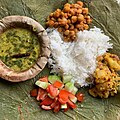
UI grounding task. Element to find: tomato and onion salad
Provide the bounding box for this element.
[30,75,84,113]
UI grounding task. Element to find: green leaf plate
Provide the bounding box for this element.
[0,0,120,120]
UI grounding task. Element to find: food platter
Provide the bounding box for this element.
[0,0,120,120]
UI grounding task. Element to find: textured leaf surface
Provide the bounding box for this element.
[0,0,120,120]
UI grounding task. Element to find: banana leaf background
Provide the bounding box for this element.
[0,0,120,120]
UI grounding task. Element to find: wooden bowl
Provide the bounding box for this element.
[0,16,51,82]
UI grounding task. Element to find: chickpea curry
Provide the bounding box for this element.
[89,53,120,98]
[46,1,92,42]
[0,28,40,72]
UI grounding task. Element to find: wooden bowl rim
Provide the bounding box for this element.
[0,15,51,82]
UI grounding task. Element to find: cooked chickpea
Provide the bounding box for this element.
[83,19,87,23]
[67,19,71,24]
[87,18,92,24]
[64,13,68,18]
[77,14,84,22]
[61,27,65,32]
[64,30,70,35]
[59,21,66,26]
[71,16,77,23]
[82,8,89,14]
[58,18,67,26]
[54,11,60,18]
[85,15,91,19]
[46,1,92,42]
[54,22,59,28]
[80,21,84,25]
[75,24,80,28]
[61,11,65,17]
[51,17,56,21]
[69,24,74,30]
[74,28,78,33]
[69,30,75,36]
[63,36,70,42]
[67,13,72,17]
[71,35,76,40]
[70,9,75,16]
[71,4,75,8]
[56,9,61,12]
[58,18,62,22]
[49,13,54,17]
[75,24,83,30]
[46,20,54,27]
[74,4,80,8]
[64,3,71,8]
[73,8,78,13]
[65,24,69,30]
[64,6,70,13]
[77,1,83,7]
[77,9,82,14]
[57,27,63,33]
[62,17,68,23]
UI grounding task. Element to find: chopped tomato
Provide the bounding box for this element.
[68,93,76,99]
[39,76,48,82]
[53,81,64,89]
[37,88,47,101]
[41,105,52,110]
[76,92,84,102]
[51,101,58,109]
[58,97,67,104]
[53,102,61,113]
[59,89,70,96]
[40,97,54,106]
[48,85,59,98]
[64,104,70,112]
[46,84,50,92]
[54,97,58,101]
[68,93,77,103]
[30,75,84,113]
[58,90,69,104]
[30,89,38,97]
[50,97,58,108]
[67,99,77,109]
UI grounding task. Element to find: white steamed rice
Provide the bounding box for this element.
[47,27,113,86]
[116,0,120,4]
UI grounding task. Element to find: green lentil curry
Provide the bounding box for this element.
[0,28,40,72]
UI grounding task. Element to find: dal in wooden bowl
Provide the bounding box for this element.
[0,16,51,82]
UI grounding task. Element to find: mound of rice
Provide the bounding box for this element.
[47,27,113,86]
[116,0,120,4]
